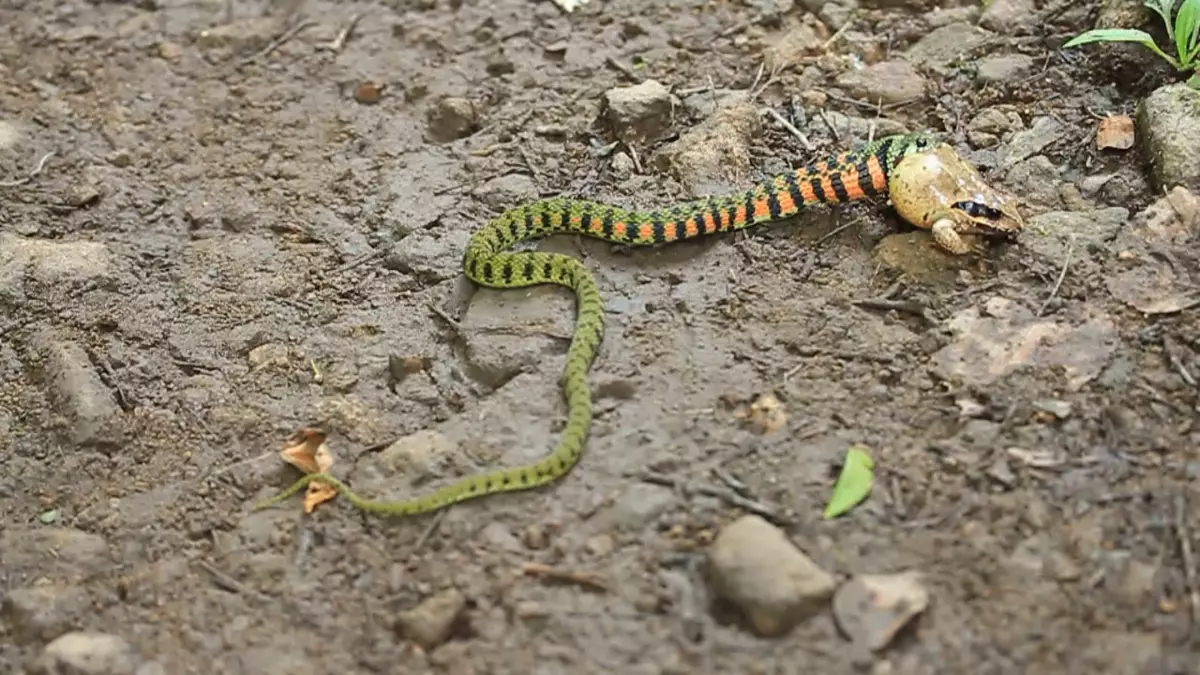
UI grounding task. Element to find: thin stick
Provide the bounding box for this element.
[1036,234,1074,317]
[761,107,814,151]
[316,13,362,52]
[0,151,56,188]
[237,19,315,66]
[412,509,449,552]
[522,562,609,592]
[1175,494,1200,628]
[636,471,787,525]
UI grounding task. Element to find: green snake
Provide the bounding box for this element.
[254,133,941,516]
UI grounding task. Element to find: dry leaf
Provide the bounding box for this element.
[1096,114,1134,151]
[734,392,788,433]
[280,427,338,512]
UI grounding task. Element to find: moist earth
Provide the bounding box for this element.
[2,0,1199,674]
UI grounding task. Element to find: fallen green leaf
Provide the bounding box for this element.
[39,509,59,524]
[823,445,874,519]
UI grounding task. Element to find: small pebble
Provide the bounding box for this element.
[832,571,929,652]
[706,515,835,636]
[34,631,138,675]
[395,588,467,649]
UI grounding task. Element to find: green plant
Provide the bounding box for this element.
[1064,0,1200,89]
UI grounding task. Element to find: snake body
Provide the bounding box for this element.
[256,133,936,516]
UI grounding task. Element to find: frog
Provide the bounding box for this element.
[888,141,1026,255]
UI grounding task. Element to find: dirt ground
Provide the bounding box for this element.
[2,0,1200,673]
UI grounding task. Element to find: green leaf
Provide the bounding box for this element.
[1063,28,1180,67]
[823,445,875,519]
[1177,0,1200,65]
[1146,0,1177,42]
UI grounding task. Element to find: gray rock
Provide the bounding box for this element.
[658,98,761,197]
[426,97,479,143]
[0,233,113,304]
[1022,208,1128,265]
[1004,156,1064,208]
[976,54,1034,84]
[196,17,280,51]
[460,280,575,388]
[396,588,467,649]
[384,227,470,283]
[832,572,929,652]
[1001,116,1064,168]
[836,60,927,105]
[471,173,539,212]
[904,22,991,73]
[966,105,1023,148]
[37,337,125,449]
[2,584,91,642]
[706,515,836,636]
[763,22,826,72]
[979,0,1035,32]
[1136,83,1200,191]
[0,527,110,579]
[596,483,678,531]
[602,79,674,144]
[34,631,138,675]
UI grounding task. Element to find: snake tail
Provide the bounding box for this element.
[257,132,936,517]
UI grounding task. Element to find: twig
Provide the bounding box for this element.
[427,303,466,336]
[412,508,449,552]
[522,562,609,592]
[604,55,640,83]
[853,298,933,322]
[761,107,814,151]
[1174,494,1200,629]
[198,561,269,601]
[636,470,787,525]
[1036,234,1074,317]
[316,13,361,52]
[237,19,315,67]
[0,151,56,188]
[1162,335,1197,388]
[814,218,858,247]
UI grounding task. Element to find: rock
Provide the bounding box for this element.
[0,119,19,150]
[460,280,574,388]
[1078,631,1163,675]
[763,20,827,72]
[383,227,470,283]
[37,336,125,449]
[904,22,991,73]
[1001,116,1064,168]
[966,106,1023,148]
[1021,208,1127,266]
[976,54,1034,84]
[1107,187,1200,314]
[1096,0,1152,28]
[0,527,110,579]
[1136,83,1200,191]
[831,572,929,652]
[2,583,91,641]
[596,483,678,530]
[0,233,114,303]
[836,60,926,105]
[353,429,458,497]
[426,97,479,143]
[931,298,1118,391]
[978,0,1035,32]
[471,173,539,211]
[602,79,674,144]
[1003,156,1063,208]
[658,97,760,197]
[34,632,138,675]
[706,515,836,636]
[396,588,467,650]
[196,17,280,51]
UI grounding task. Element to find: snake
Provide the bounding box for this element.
[254,132,951,516]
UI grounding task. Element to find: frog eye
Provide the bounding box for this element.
[952,200,1004,220]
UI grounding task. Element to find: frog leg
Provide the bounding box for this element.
[926,207,983,256]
